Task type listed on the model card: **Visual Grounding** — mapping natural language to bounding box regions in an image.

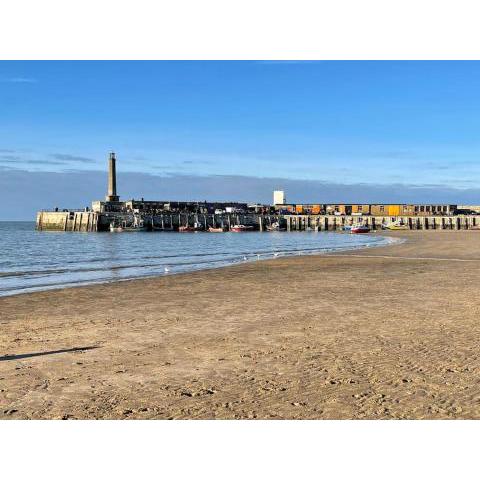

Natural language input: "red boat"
[351,225,371,234]
[230,224,254,232]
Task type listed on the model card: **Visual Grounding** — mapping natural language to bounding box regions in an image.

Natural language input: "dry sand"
[2,230,480,419]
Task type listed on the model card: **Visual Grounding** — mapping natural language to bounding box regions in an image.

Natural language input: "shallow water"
[0,222,394,297]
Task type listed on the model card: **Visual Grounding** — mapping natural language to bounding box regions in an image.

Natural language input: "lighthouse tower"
[105,151,120,202]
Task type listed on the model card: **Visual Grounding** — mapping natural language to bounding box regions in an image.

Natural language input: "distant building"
[273,190,286,205]
[247,203,272,214]
[272,203,458,216]
[457,205,480,214]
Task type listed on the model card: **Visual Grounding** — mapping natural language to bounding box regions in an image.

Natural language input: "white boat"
[110,223,124,233]
[384,220,409,230]
[265,221,285,231]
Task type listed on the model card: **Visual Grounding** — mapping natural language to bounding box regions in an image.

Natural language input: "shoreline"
[2,230,480,419]
[0,231,398,299]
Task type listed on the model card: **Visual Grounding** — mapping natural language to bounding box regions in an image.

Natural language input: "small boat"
[266,222,285,232]
[385,220,409,230]
[110,223,124,233]
[110,217,147,232]
[230,224,254,232]
[178,225,196,232]
[208,226,227,232]
[122,224,148,232]
[343,225,353,231]
[351,224,371,234]
[179,221,204,232]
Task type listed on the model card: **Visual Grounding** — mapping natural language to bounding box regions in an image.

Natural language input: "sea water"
[0,221,393,297]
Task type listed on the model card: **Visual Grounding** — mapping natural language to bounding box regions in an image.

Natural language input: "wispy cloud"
[0,77,37,83]
[0,157,65,166]
[0,165,21,171]
[0,151,96,167]
[181,159,212,165]
[50,153,96,164]
[0,154,22,161]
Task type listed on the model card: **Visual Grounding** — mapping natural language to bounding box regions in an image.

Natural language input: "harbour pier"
[35,151,480,232]
[36,210,282,232]
[36,210,480,232]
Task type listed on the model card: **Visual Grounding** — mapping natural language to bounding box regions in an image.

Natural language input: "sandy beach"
[2,230,480,419]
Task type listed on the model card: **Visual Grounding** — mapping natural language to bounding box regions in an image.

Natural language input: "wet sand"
[2,230,480,419]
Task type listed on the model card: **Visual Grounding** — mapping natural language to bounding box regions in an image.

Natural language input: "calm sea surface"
[0,222,393,297]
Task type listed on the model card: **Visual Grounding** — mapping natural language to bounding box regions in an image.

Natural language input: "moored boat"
[208,226,227,232]
[123,225,148,232]
[110,217,147,232]
[351,224,371,234]
[179,221,204,232]
[110,223,124,232]
[384,220,408,230]
[230,224,254,232]
[265,222,285,231]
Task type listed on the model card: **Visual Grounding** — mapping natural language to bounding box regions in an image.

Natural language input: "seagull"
[164,266,170,273]
[243,256,248,261]
[256,254,260,260]
[273,252,279,258]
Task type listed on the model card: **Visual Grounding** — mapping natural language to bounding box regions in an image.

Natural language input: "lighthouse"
[105,151,119,202]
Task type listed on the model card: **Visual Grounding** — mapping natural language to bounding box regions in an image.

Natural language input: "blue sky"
[2,61,480,218]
